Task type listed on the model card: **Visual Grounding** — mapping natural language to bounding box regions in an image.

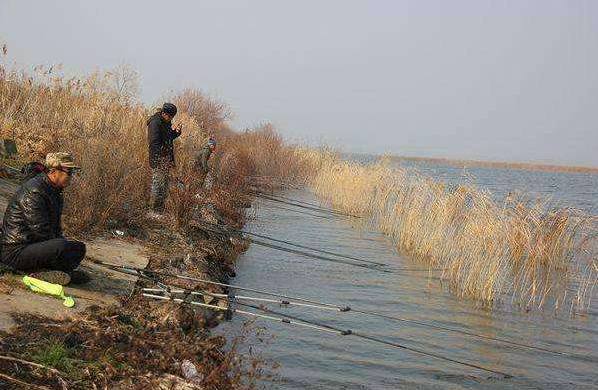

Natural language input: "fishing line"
[233,302,512,378]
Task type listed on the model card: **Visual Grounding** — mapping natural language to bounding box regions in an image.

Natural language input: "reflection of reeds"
[302,152,597,313]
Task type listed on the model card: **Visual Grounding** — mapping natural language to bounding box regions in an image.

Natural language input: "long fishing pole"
[252,190,342,212]
[195,220,389,267]
[254,192,359,218]
[142,289,511,378]
[88,258,348,309]
[249,238,389,272]
[142,283,576,359]
[197,222,443,273]
[254,191,350,215]
[247,176,303,190]
[88,259,579,359]
[142,293,341,334]
[193,222,386,271]
[259,202,336,219]
[253,191,354,217]
[142,287,349,312]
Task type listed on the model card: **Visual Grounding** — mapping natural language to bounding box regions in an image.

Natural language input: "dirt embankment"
[0,174,258,389]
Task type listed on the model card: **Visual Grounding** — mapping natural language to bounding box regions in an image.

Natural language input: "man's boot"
[69,269,90,285]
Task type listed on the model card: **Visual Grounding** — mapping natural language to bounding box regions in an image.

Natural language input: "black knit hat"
[162,103,177,116]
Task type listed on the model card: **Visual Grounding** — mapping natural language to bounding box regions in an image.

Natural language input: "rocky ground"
[0,174,261,389]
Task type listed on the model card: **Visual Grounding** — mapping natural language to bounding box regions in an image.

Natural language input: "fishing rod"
[249,238,390,272]
[247,176,303,190]
[253,191,351,216]
[194,222,386,271]
[197,222,443,274]
[88,257,576,357]
[142,292,341,335]
[142,288,511,378]
[141,283,577,359]
[195,220,389,267]
[254,191,359,218]
[259,202,336,219]
[252,190,341,211]
[242,230,388,267]
[88,259,577,359]
[142,287,348,312]
[89,257,350,310]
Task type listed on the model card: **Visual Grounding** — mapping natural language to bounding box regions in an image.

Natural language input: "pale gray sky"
[1,1,597,166]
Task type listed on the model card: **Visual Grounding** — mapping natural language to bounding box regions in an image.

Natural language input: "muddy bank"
[0,175,258,389]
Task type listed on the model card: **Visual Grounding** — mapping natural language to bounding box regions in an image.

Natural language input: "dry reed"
[0,56,309,234]
[302,152,597,313]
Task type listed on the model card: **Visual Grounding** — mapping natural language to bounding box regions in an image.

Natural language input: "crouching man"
[0,153,87,285]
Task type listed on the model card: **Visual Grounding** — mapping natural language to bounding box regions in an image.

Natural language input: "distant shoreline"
[389,155,598,174]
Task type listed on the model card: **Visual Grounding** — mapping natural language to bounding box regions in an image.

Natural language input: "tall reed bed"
[0,58,310,233]
[303,153,596,313]
[0,64,224,232]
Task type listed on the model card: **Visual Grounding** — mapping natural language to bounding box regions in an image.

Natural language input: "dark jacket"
[1,174,64,247]
[147,112,181,168]
[194,145,213,174]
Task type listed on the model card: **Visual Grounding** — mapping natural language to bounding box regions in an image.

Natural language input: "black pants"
[2,238,86,272]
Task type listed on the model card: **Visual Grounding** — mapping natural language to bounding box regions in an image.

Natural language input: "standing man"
[0,153,87,285]
[147,102,182,217]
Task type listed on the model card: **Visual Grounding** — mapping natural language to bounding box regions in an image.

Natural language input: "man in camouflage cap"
[0,152,87,285]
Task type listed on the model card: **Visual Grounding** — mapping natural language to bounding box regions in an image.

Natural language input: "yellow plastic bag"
[22,276,75,307]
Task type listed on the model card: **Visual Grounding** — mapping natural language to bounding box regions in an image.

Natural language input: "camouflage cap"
[45,152,80,170]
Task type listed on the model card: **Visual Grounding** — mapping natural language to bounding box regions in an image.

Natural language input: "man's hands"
[173,123,183,135]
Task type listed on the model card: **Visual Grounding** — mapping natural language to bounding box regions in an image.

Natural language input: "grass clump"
[27,340,79,375]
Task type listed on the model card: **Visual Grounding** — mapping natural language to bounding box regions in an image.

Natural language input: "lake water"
[220,163,597,389]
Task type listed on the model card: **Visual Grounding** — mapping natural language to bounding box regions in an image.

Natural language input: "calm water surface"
[220,164,597,389]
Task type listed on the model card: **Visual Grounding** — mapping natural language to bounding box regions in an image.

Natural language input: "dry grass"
[0,54,312,235]
[302,152,597,313]
[222,123,316,184]
[0,62,237,233]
